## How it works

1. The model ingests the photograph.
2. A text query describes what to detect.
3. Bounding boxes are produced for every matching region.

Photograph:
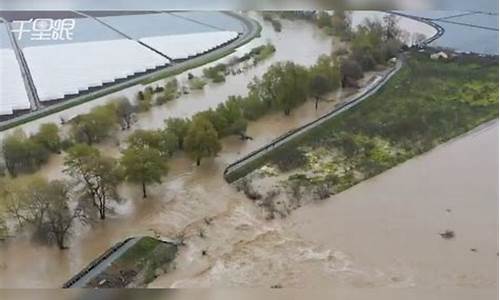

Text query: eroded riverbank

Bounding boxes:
[158,120,498,297]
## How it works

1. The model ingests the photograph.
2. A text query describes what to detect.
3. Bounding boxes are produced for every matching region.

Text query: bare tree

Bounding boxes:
[3,177,84,249]
[64,144,123,220]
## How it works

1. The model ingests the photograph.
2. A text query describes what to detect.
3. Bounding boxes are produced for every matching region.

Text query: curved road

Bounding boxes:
[223,59,403,182]
[223,14,445,183]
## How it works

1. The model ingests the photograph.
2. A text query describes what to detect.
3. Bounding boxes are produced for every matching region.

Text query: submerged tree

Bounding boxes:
[113,97,135,130]
[164,118,191,150]
[184,116,221,166]
[63,144,122,220]
[2,129,50,176]
[2,176,84,249]
[121,146,168,198]
[260,62,309,115]
[70,105,118,145]
[309,74,330,110]
[215,96,248,138]
[126,128,177,159]
[32,123,62,153]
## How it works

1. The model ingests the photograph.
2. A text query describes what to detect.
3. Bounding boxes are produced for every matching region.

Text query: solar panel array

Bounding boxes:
[0,24,31,116]
[169,11,245,33]
[97,13,217,38]
[141,31,239,60]
[23,39,170,102]
[0,49,31,115]
[1,12,244,116]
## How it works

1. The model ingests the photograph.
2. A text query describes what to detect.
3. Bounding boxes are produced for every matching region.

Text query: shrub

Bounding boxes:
[272,148,307,172]
[189,77,207,90]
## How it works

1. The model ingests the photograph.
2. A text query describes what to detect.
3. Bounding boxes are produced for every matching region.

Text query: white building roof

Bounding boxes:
[0,48,31,115]
[23,39,170,102]
[141,31,238,60]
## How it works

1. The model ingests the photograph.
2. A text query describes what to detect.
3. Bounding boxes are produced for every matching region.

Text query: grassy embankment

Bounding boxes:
[86,237,177,288]
[236,51,499,198]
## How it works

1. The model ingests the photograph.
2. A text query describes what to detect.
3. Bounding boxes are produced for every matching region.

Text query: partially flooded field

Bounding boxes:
[230,52,498,218]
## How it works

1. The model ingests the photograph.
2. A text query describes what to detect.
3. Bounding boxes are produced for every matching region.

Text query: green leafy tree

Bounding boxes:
[184,116,221,166]
[127,129,176,158]
[2,129,49,176]
[350,17,402,69]
[32,123,61,153]
[240,92,267,121]
[309,55,341,108]
[277,62,310,115]
[121,146,168,198]
[310,55,341,88]
[258,62,309,115]
[128,129,162,149]
[158,130,178,157]
[164,118,191,150]
[70,105,118,145]
[309,74,330,110]
[247,77,270,109]
[64,144,122,220]
[215,96,248,138]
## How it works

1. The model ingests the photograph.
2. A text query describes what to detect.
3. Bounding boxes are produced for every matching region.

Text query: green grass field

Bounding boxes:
[249,51,499,194]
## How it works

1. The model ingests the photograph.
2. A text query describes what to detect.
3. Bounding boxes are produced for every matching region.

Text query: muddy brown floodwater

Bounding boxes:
[159,120,497,299]
[0,12,451,291]
[0,12,340,288]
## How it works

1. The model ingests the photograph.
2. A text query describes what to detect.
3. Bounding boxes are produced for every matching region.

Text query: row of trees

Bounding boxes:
[71,97,135,145]
[349,15,403,72]
[2,123,61,176]
[316,11,352,38]
[1,54,344,178]
[137,79,180,109]
[1,97,135,177]
[0,137,167,249]
[315,11,404,84]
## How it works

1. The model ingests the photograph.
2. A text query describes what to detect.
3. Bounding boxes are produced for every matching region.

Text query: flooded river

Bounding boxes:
[155,120,498,297]
[0,12,341,288]
[0,11,488,295]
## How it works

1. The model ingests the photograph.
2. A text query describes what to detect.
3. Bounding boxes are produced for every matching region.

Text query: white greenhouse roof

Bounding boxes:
[0,48,31,115]
[23,39,170,102]
[140,31,238,60]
